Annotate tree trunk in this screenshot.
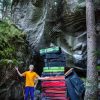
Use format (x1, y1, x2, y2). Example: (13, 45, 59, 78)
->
(84, 0, 98, 100)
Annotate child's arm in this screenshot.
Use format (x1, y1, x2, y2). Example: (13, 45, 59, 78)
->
(15, 67, 23, 77)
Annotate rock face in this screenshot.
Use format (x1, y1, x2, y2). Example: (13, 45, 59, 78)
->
(11, 0, 82, 49)
(11, 0, 100, 67)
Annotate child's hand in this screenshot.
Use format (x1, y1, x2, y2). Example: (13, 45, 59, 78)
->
(15, 67, 18, 71)
(44, 77, 49, 79)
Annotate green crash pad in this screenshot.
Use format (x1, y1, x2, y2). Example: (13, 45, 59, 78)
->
(43, 67, 64, 72)
(40, 46, 60, 54)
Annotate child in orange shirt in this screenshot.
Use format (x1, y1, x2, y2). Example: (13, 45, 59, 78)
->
(15, 65, 47, 100)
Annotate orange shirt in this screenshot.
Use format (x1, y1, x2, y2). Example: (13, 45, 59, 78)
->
(22, 71, 39, 87)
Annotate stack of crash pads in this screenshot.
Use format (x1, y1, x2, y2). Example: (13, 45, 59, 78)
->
(40, 46, 69, 100)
